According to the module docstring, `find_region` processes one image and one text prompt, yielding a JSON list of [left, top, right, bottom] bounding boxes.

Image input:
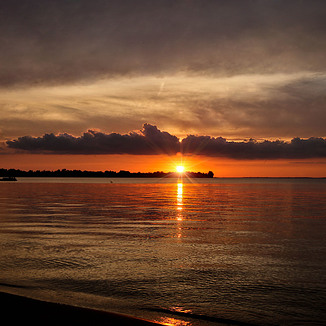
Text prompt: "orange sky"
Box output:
[[1, 153, 325, 177]]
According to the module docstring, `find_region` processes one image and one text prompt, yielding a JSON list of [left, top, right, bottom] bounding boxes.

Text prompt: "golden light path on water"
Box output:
[[160, 316, 191, 326], [159, 181, 192, 326], [153, 179, 191, 326], [177, 182, 183, 240]]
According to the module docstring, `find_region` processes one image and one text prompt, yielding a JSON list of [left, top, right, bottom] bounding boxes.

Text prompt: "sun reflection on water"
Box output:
[[176, 182, 183, 238], [177, 182, 183, 213], [158, 317, 191, 326], [158, 306, 193, 326]]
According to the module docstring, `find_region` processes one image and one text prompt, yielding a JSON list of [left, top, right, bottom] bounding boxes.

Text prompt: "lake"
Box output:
[[0, 178, 326, 325]]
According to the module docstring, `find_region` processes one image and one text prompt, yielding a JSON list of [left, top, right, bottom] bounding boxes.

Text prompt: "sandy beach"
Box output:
[[0, 291, 162, 325]]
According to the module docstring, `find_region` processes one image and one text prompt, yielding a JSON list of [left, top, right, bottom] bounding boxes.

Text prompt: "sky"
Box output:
[[1, 0, 326, 177]]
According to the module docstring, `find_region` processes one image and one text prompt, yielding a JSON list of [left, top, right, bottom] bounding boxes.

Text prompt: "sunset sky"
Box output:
[[1, 0, 326, 177]]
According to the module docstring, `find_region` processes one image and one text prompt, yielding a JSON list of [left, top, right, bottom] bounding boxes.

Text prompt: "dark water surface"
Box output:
[[0, 178, 326, 325]]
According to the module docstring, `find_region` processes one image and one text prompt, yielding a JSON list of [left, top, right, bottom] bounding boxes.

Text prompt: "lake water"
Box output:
[[0, 178, 326, 325]]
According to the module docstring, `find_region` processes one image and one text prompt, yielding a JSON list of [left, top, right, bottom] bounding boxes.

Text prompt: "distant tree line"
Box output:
[[0, 168, 214, 178]]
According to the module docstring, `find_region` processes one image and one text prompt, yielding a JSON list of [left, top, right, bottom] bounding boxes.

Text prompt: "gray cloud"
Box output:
[[6, 124, 326, 160], [1, 0, 326, 87], [6, 124, 180, 155], [182, 135, 326, 159]]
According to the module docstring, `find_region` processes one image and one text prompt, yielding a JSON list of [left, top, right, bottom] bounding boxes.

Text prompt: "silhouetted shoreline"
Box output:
[[0, 291, 161, 325], [0, 168, 214, 178]]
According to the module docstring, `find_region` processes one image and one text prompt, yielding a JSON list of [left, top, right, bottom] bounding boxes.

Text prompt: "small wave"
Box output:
[[1, 257, 93, 271], [146, 307, 259, 326], [0, 282, 31, 289], [41, 258, 92, 269]]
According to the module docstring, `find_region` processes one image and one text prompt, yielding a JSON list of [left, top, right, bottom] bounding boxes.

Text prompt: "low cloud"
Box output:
[[6, 124, 326, 160], [6, 124, 179, 155], [182, 135, 326, 159]]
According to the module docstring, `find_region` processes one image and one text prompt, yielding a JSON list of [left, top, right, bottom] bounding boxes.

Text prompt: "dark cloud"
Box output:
[[6, 124, 326, 160], [6, 124, 179, 155], [181, 135, 326, 159], [1, 0, 326, 87]]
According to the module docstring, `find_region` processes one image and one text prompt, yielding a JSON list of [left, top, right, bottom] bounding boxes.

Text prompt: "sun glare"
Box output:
[[176, 165, 185, 173]]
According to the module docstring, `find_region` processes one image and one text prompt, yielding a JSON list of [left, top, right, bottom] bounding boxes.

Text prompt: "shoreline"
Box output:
[[0, 291, 162, 325], [2, 176, 326, 180]]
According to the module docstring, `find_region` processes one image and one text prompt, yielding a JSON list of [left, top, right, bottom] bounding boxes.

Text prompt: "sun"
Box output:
[[176, 165, 185, 173]]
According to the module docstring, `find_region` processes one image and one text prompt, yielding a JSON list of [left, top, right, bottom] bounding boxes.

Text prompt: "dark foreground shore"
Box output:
[[0, 292, 161, 325]]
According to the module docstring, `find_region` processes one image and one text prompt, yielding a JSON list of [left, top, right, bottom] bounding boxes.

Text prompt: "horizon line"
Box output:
[[1, 168, 326, 179]]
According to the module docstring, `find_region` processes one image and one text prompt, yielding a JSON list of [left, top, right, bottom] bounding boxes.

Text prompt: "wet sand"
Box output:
[[0, 291, 162, 325]]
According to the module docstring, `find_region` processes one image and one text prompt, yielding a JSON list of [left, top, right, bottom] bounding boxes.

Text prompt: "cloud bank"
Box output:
[[6, 124, 326, 160], [6, 124, 179, 155]]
